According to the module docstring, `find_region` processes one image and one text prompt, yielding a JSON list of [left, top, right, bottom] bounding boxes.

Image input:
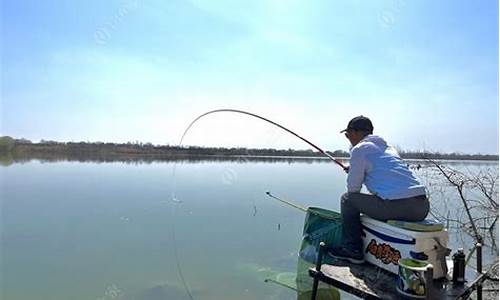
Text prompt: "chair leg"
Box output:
[[425, 265, 434, 300], [311, 242, 326, 300]]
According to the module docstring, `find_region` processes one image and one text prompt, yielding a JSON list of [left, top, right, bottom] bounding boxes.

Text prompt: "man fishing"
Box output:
[[329, 116, 429, 264]]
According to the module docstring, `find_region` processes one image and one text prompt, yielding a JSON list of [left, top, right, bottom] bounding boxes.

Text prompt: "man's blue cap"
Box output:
[[340, 116, 374, 133]]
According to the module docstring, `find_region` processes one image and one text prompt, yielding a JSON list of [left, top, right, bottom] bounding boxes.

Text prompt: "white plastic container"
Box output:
[[396, 258, 431, 298], [361, 215, 449, 278]]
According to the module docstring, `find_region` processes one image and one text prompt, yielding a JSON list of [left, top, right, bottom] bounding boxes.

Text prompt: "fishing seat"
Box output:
[[361, 216, 449, 278], [385, 219, 445, 232]]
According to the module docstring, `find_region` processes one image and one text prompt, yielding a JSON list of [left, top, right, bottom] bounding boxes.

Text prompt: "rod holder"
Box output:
[[476, 242, 483, 300]]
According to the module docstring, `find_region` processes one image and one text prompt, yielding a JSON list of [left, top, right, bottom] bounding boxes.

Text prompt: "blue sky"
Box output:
[[2, 0, 498, 154]]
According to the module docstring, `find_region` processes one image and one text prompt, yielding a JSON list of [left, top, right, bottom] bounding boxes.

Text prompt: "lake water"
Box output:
[[1, 159, 498, 300]]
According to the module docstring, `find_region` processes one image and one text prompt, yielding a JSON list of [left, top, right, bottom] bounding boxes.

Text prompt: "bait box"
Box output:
[[361, 216, 449, 278]]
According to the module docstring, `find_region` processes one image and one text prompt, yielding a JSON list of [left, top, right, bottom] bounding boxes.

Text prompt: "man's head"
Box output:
[[340, 116, 373, 146]]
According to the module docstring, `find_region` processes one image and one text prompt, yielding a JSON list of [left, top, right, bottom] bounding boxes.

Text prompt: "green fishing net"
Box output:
[[299, 207, 343, 264], [266, 207, 342, 299]]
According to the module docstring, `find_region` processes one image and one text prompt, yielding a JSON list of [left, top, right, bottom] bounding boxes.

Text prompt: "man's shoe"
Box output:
[[328, 246, 365, 264]]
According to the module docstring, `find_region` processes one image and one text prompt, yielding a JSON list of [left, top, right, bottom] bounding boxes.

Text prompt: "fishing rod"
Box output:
[[179, 109, 349, 172], [266, 191, 308, 213], [266, 192, 343, 219]]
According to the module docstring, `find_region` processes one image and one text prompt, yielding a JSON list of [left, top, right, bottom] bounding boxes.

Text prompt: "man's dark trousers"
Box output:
[[340, 192, 429, 251]]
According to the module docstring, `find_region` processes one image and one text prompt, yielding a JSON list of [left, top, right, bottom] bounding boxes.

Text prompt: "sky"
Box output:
[[1, 0, 499, 154]]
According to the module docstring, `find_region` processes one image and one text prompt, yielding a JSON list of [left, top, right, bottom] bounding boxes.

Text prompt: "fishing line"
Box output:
[[170, 108, 347, 300], [169, 202, 195, 300]]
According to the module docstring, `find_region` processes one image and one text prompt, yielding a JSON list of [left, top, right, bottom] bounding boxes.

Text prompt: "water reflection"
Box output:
[[0, 153, 345, 166], [2, 153, 493, 168]]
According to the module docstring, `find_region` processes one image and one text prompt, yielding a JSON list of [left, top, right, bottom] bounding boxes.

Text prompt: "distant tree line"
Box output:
[[0, 136, 497, 163], [399, 150, 498, 161]]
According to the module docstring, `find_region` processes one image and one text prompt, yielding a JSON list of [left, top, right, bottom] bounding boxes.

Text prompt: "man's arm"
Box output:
[[346, 147, 366, 193]]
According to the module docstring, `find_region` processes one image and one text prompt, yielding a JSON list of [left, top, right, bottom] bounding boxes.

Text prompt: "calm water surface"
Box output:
[[1, 159, 498, 300]]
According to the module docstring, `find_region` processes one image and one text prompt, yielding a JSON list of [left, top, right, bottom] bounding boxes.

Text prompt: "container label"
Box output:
[[365, 239, 401, 265]]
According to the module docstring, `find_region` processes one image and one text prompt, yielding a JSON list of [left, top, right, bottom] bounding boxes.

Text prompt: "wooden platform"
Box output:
[[310, 260, 399, 299], [309, 253, 488, 299]]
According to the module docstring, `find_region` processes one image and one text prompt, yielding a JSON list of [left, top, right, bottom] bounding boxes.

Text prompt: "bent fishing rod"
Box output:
[[179, 109, 348, 172]]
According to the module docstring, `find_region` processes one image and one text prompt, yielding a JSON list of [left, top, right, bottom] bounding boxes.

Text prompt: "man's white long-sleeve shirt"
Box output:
[[347, 135, 426, 200]]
